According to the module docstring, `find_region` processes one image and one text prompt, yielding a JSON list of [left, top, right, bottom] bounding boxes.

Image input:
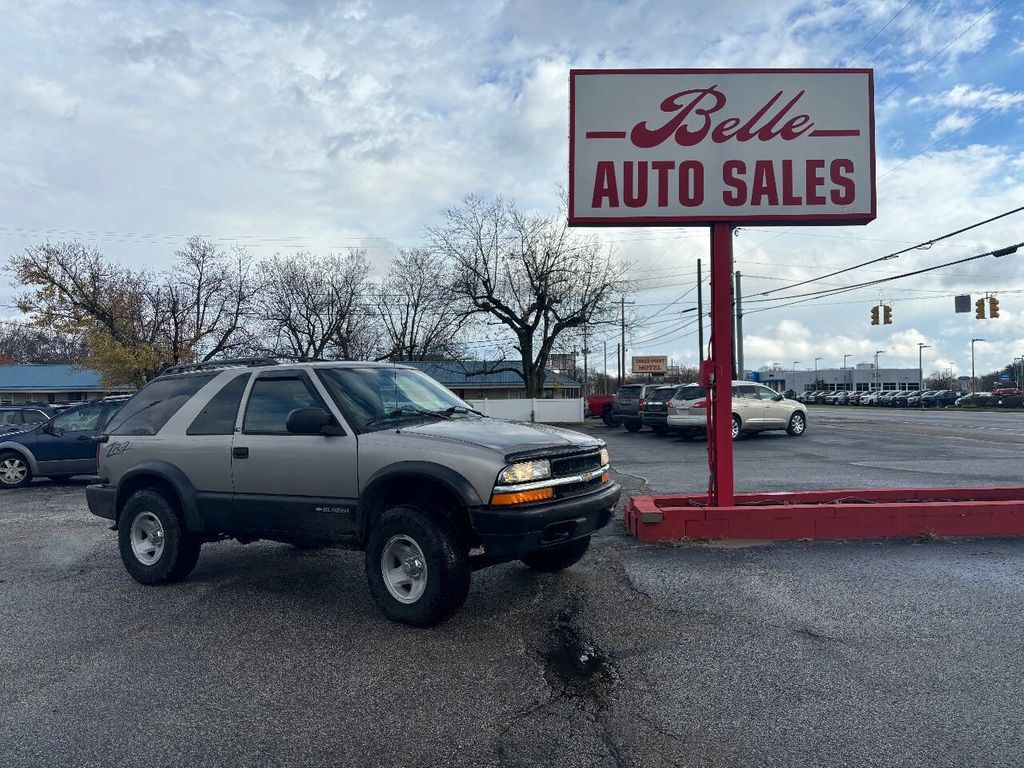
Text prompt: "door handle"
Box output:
[[76, 435, 92, 441], [232, 447, 249, 459]]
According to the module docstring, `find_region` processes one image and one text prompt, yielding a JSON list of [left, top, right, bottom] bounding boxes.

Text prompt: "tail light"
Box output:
[[693, 399, 708, 409], [639, 398, 645, 408]]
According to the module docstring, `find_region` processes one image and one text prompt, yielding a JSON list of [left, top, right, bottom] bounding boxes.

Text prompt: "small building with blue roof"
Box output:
[[0, 365, 134, 405], [404, 360, 581, 400]]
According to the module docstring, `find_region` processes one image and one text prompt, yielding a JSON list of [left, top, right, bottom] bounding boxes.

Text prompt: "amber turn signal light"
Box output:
[[490, 487, 554, 506]]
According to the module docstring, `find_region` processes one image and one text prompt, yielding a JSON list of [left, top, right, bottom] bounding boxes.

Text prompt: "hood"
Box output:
[[395, 417, 603, 457]]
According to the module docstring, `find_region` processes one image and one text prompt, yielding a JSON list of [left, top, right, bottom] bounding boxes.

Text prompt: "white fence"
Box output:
[[467, 398, 584, 424]]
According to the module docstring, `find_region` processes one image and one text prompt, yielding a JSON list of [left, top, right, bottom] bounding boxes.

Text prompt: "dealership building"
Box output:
[[749, 364, 922, 393]]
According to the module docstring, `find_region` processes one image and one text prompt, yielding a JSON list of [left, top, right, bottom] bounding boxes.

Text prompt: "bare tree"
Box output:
[[376, 248, 465, 361], [161, 237, 258, 362], [428, 195, 626, 397], [0, 321, 85, 364], [7, 239, 257, 384], [256, 249, 377, 360]]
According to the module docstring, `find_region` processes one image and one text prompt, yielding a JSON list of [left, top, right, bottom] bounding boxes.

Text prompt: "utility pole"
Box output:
[[735, 270, 744, 379], [603, 340, 608, 395], [917, 342, 931, 390], [971, 338, 986, 392], [697, 258, 704, 364], [620, 297, 626, 386], [616, 343, 622, 388], [582, 325, 589, 398]]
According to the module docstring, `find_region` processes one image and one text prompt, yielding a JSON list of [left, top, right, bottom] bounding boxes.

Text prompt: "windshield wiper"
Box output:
[[365, 407, 452, 427], [437, 405, 484, 417]]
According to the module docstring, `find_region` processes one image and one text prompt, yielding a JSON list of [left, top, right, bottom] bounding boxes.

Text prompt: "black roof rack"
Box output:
[[159, 357, 280, 376]]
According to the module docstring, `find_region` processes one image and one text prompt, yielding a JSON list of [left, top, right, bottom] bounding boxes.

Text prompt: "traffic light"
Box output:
[[975, 298, 987, 320], [883, 304, 892, 325], [989, 296, 1000, 318], [870, 305, 879, 325]]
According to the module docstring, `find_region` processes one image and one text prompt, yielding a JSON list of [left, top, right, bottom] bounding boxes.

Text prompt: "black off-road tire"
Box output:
[[602, 409, 620, 428], [365, 505, 471, 627], [118, 489, 201, 585], [0, 451, 32, 489], [624, 421, 642, 433], [521, 535, 592, 572]]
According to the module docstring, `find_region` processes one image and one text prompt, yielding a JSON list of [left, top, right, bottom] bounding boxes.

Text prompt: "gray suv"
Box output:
[[87, 359, 620, 626]]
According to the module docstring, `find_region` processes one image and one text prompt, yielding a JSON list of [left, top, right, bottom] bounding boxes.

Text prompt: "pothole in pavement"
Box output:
[[542, 606, 619, 708]]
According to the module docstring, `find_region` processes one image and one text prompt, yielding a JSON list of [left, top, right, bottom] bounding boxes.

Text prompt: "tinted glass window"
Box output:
[[52, 404, 105, 433], [24, 410, 49, 425], [675, 386, 705, 401], [617, 386, 642, 398], [0, 411, 18, 426], [187, 374, 251, 436], [107, 374, 216, 436], [648, 388, 677, 402], [243, 377, 322, 434]]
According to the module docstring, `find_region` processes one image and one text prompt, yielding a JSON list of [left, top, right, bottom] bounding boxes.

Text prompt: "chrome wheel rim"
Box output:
[[731, 419, 740, 439], [791, 414, 806, 434], [0, 457, 27, 486], [381, 534, 428, 605], [130, 512, 165, 566]]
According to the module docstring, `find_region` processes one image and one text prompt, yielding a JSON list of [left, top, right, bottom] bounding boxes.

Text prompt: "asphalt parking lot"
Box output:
[[2, 407, 1023, 767]]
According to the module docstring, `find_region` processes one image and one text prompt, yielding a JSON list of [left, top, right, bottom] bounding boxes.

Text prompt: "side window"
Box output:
[[755, 387, 778, 401], [243, 377, 323, 434], [735, 386, 758, 400], [52, 405, 104, 433], [24, 410, 49, 425], [187, 374, 251, 435], [0, 411, 18, 426], [106, 373, 217, 436]]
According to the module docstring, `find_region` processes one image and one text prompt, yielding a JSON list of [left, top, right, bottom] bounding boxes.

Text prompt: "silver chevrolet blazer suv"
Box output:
[[87, 358, 621, 626]]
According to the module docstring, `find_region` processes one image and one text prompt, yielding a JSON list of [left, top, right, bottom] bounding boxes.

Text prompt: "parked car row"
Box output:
[[797, 389, 965, 407], [609, 382, 808, 440]]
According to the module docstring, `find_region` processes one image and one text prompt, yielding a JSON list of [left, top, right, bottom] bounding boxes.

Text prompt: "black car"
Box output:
[[0, 405, 56, 435], [641, 385, 679, 435]]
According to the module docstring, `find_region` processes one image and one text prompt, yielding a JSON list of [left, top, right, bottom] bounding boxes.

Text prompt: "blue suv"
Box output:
[[0, 399, 127, 488]]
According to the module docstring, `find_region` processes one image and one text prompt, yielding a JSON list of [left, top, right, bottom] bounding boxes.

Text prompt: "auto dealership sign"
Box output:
[[569, 69, 875, 226]]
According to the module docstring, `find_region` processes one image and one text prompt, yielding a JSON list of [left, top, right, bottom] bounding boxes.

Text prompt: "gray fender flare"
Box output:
[[115, 460, 204, 531]]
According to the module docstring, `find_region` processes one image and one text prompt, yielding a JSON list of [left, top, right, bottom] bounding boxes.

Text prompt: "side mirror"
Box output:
[[773, 394, 784, 401], [286, 407, 343, 436]]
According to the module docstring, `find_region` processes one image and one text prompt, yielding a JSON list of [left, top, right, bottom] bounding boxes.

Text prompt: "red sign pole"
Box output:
[[708, 222, 735, 506]]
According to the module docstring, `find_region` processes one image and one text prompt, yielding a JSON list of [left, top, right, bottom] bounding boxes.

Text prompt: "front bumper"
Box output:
[[86, 483, 117, 521], [469, 482, 621, 559]]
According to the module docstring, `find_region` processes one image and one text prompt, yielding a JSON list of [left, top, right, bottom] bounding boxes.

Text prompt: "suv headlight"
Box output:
[[497, 459, 551, 485], [600, 447, 609, 466]]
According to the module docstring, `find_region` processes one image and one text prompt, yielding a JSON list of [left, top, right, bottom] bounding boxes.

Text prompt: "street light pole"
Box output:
[[918, 343, 931, 391], [814, 356, 822, 388], [874, 350, 885, 390], [971, 338, 986, 393], [792, 361, 801, 393]]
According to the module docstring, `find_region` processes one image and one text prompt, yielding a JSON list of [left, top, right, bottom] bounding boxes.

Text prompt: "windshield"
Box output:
[[648, 388, 677, 403], [317, 366, 475, 432]]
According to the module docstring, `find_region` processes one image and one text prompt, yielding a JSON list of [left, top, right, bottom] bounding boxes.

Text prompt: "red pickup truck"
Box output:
[[586, 394, 618, 426]]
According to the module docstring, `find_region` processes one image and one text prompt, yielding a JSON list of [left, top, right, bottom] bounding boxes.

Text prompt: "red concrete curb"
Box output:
[[625, 487, 1024, 542]]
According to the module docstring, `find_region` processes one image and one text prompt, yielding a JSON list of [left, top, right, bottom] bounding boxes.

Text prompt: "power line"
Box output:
[[749, 206, 1024, 298], [846, 0, 915, 66]]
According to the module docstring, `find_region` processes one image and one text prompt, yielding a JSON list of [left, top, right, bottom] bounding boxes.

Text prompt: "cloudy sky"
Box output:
[[2, 0, 1023, 379]]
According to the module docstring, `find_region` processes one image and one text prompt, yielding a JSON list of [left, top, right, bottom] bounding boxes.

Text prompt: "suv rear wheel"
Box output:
[[365, 505, 471, 627], [521, 535, 591, 572], [118, 489, 201, 585]]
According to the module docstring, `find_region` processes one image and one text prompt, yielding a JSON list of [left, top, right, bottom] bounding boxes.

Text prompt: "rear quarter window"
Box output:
[[675, 386, 705, 401], [106, 373, 216, 436]]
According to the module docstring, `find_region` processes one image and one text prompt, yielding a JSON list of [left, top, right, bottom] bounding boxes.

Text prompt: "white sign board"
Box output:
[[569, 69, 875, 226]]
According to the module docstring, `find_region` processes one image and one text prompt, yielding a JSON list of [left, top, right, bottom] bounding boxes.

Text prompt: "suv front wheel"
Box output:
[[118, 489, 201, 585], [365, 505, 471, 627]]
